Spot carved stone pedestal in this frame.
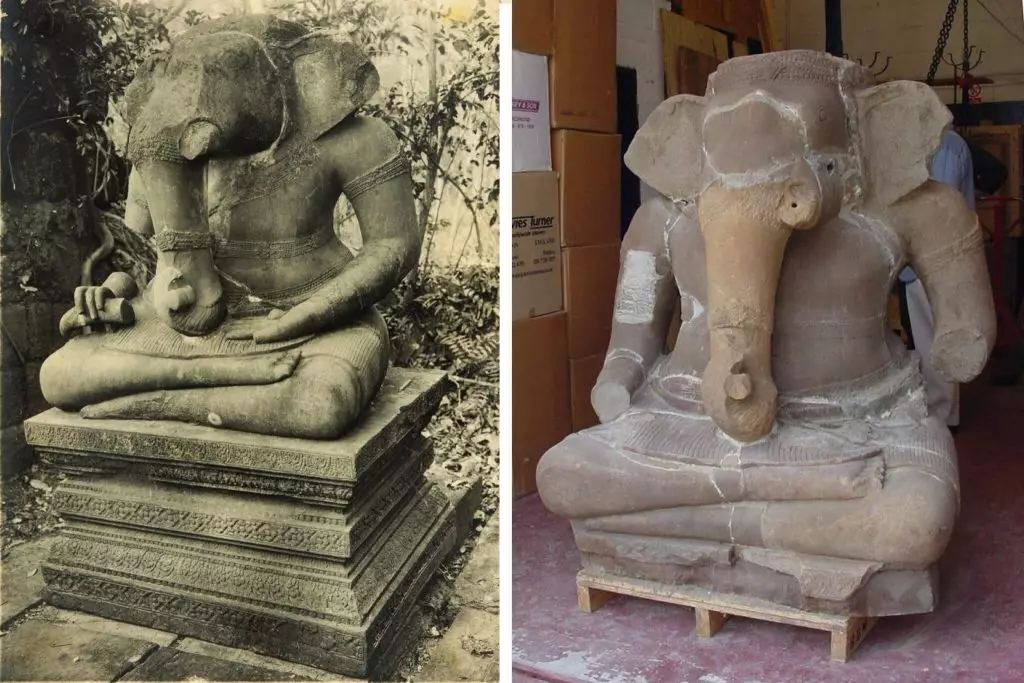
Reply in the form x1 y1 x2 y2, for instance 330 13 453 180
573 526 939 617
25 368 473 679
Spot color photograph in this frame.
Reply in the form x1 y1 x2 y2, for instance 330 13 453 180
510 1 1024 682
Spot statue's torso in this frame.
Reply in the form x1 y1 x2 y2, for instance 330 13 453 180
660 204 908 404
203 140 355 304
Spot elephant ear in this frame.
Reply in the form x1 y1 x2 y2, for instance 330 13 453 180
855 81 952 208
289 35 381 143
624 94 707 202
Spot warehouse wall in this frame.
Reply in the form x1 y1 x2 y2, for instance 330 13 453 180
776 0 1024 103
616 0 671 202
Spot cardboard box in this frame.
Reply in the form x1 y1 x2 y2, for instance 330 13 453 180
512 172 563 320
512 51 553 172
512 312 572 497
512 0 552 55
550 0 617 133
724 0 762 40
570 354 603 431
553 130 622 247
562 243 620 359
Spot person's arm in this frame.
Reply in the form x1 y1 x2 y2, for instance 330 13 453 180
239 116 421 343
931 132 976 209
591 197 679 422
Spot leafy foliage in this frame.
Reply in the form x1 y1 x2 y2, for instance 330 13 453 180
1 0 171 202
280 0 499 265
380 264 499 545
380 265 498 383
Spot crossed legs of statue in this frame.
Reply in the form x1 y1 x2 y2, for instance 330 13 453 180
538 416 958 567
40 306 390 439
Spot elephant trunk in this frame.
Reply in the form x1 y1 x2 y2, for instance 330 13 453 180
698 179 813 442
179 120 225 161
138 160 226 335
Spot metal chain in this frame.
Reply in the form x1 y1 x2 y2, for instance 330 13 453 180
963 0 970 70
926 0 960 85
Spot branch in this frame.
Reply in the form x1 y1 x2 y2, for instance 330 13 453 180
450 375 498 389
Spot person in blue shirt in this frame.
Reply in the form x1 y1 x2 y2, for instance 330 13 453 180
898 129 975 432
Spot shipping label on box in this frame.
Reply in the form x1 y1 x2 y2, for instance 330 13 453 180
512 172 563 321
512 51 552 172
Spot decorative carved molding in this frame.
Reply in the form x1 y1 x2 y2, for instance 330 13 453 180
54 439 433 558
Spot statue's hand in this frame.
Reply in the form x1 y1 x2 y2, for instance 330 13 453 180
931 326 991 383
74 285 114 322
58 273 139 338
590 354 646 423
592 381 632 423
226 301 324 344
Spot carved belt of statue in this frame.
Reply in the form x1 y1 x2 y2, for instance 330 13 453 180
40 15 421 439
536 51 996 600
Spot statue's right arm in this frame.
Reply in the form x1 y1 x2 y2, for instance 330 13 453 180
591 197 678 423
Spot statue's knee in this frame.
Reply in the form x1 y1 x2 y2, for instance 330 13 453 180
875 471 958 565
39 348 82 410
285 362 365 440
536 435 595 518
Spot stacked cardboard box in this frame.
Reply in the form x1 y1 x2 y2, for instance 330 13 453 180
512 0 620 497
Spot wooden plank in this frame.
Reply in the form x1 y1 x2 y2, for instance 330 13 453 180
661 8 729 99
577 582 614 613
830 617 878 663
760 0 781 50
577 570 879 662
676 45 721 96
724 0 761 39
676 0 724 31
695 608 731 637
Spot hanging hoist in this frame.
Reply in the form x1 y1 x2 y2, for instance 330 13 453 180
925 0 985 107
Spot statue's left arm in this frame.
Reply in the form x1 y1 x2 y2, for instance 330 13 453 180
890 180 997 381
243 116 421 343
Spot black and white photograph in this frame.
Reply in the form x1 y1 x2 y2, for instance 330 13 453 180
0 0 498 680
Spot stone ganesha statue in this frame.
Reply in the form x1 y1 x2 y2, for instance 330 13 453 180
536 51 996 615
40 16 420 439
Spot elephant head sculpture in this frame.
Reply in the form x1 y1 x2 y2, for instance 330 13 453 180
121 15 380 335
624 51 954 442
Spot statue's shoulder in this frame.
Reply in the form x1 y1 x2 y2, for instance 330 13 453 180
318 115 405 179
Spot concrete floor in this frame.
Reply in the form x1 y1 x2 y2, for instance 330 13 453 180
512 379 1024 683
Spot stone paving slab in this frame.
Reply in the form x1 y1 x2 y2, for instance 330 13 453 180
121 646 312 681
0 535 53 627
453 514 499 615
0 617 157 681
417 607 498 682
44 606 177 646
174 638 350 681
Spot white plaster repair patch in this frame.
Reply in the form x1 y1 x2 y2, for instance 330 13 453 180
615 250 660 324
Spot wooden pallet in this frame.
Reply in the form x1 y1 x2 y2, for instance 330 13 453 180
577 571 878 663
